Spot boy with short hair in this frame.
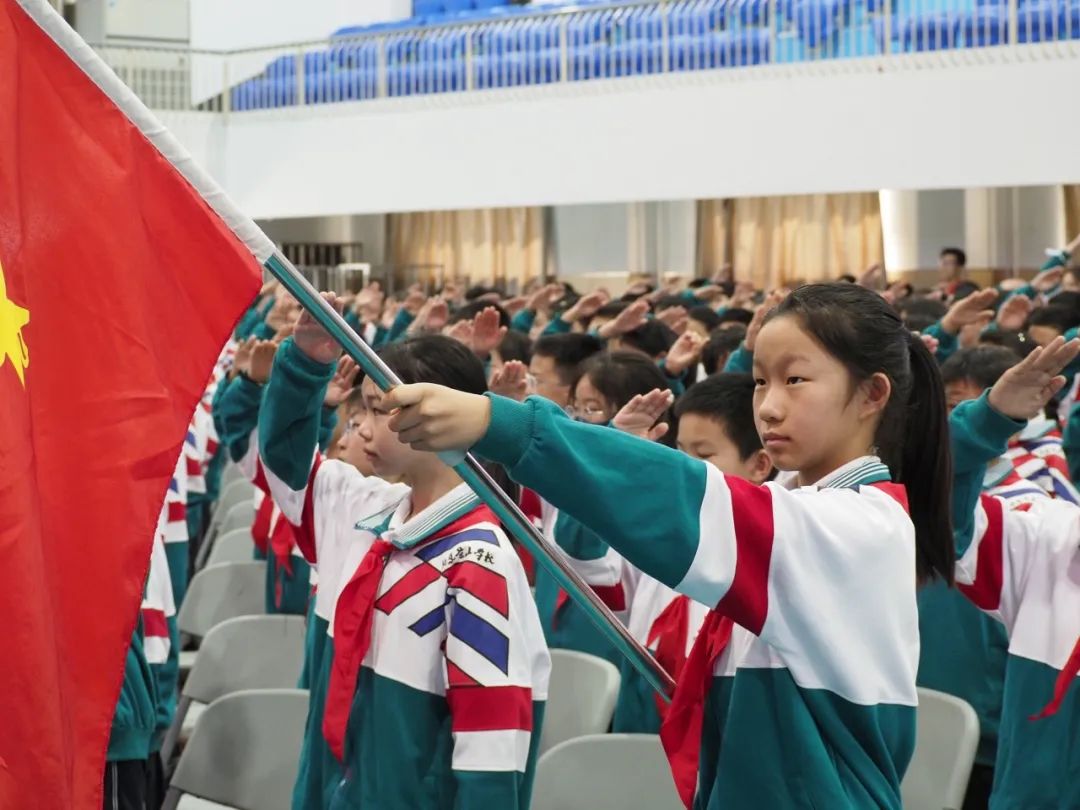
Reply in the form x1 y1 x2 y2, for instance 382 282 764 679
527 333 603 408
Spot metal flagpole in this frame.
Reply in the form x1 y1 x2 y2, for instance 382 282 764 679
264 251 676 700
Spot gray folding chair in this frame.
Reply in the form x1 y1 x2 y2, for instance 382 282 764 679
163 689 309 810
901 688 981 810
539 650 621 755
211 479 254 529
205 528 257 567
177 562 266 676
532 734 682 810
162 615 306 764
219 462 245 491
218 501 255 536
195 479 255 571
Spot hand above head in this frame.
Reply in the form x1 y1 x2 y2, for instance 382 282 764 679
471 306 508 358
664 331 707 376
597 299 650 340
940 288 998 335
232 337 256 378
995 294 1033 332
1030 266 1064 294
293 292 345 365
745 289 789 352
324 356 360 407
526 283 565 314
385 383 492 452
612 388 674 442
247 340 279 384
489 360 529 402
561 290 608 325
987 335 1080 420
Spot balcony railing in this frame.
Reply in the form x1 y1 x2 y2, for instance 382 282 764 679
95 0 1080 112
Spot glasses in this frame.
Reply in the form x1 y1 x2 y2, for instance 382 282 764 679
563 404 608 422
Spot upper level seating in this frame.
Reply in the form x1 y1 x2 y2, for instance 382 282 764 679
228 0 1080 110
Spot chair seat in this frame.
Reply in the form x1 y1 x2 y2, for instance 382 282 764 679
179 650 198 675
177 795 235 809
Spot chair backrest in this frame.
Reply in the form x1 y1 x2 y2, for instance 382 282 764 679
538 649 621 755
184 615 306 704
901 688 980 810
206 527 257 567
219 501 255 535
532 734 682 810
178 562 266 639
219 462 246 491
169 689 308 810
211 479 254 528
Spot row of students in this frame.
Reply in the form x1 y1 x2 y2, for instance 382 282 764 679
379 282 1080 810
219 274 1080 810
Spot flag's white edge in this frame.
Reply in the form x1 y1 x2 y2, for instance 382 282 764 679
15 0 276 265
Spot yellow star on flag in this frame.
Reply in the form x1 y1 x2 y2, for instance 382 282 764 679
0 258 30 387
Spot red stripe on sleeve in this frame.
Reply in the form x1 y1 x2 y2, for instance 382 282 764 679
142 608 168 638
957 495 1005 611
447 684 533 732
375 563 442 614
167 501 186 524
445 560 509 617
293 455 321 564
714 477 774 635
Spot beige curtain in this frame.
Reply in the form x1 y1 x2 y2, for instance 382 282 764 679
1065 186 1080 240
697 193 883 289
388 207 544 290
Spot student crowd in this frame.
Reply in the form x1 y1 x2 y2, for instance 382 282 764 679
104 234 1080 810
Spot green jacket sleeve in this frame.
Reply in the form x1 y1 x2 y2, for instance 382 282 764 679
1041 249 1070 271
473 395 709 589
215 376 264 463
149 616 180 747
541 314 572 336
923 321 959 364
948 393 1024 554
318 405 339 453
510 309 536 334
386 308 415 343
258 338 336 490
723 344 753 374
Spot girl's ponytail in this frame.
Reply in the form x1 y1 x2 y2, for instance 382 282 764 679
901 334 954 585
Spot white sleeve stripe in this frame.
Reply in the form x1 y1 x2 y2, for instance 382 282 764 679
675 464 737 607
452 729 532 773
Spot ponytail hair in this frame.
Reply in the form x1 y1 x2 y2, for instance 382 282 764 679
898 334 955 585
768 284 954 584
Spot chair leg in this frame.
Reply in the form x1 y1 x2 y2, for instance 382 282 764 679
160 695 191 769
161 787 182 810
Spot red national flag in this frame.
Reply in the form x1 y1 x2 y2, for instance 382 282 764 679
0 1 268 806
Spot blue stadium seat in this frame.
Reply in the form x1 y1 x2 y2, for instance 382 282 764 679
444 0 475 11
307 68 377 104
1063 0 1080 37
1014 1 1057 41
958 6 1005 45
789 0 846 49
716 28 771 65
734 0 770 27
607 38 664 75
474 0 510 8
897 13 958 51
